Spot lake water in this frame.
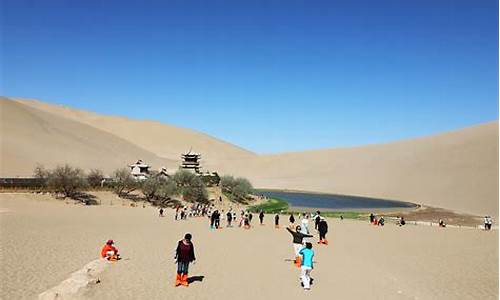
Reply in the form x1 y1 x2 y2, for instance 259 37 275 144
259 190 417 211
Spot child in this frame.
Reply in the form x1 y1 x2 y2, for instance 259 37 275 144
299 242 314 291
101 239 120 261
174 233 196 287
286 226 313 267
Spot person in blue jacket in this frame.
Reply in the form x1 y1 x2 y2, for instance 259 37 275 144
299 242 314 291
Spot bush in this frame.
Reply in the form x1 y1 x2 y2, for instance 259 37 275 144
46 164 88 198
172 170 208 203
87 169 105 188
221 175 253 202
112 168 137 197
142 175 177 201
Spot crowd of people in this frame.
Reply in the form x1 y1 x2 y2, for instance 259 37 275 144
102 204 495 292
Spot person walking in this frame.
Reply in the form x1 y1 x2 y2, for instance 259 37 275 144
259 211 265 225
299 242 315 291
286 226 313 268
317 217 328 245
227 211 233 227
275 213 280 229
313 211 321 230
174 233 196 287
289 213 296 228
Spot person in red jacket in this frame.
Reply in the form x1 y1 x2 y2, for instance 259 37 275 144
174 233 196 287
101 240 120 261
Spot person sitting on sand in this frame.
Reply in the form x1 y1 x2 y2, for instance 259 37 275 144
174 233 196 287
101 240 120 261
378 216 385 226
287 225 313 268
299 242 315 291
439 219 446 228
317 217 328 245
398 216 406 226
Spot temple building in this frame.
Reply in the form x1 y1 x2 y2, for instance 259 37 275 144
129 159 150 180
181 151 202 173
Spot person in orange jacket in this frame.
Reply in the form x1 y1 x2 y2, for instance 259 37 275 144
174 233 196 287
101 239 120 261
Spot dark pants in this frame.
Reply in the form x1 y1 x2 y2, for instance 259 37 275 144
177 261 190 274
319 231 326 240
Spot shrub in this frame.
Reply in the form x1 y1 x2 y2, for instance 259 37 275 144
221 175 254 202
112 168 137 197
87 169 105 188
142 175 177 201
46 164 88 198
172 170 208 203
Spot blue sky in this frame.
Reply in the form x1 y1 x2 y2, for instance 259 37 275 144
2 0 498 153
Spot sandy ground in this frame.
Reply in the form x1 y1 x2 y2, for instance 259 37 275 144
1 193 497 300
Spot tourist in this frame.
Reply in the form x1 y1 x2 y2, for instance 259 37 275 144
286 225 313 268
378 216 385 226
275 213 280 229
299 242 315 291
300 214 310 235
214 210 221 229
289 213 296 228
101 239 120 261
243 214 250 229
398 216 406 226
313 211 321 230
159 208 164 217
369 213 375 224
174 233 196 287
439 219 446 228
317 217 328 245
248 212 253 224
259 211 265 225
484 216 493 230
227 211 233 227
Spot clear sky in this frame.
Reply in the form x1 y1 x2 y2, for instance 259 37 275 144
2 0 498 154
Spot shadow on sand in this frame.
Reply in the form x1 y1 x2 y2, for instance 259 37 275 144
187 275 205 284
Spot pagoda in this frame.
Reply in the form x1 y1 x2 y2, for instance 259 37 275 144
181 150 201 173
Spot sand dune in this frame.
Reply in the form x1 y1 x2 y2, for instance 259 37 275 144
1 97 497 217
219 122 499 217
0 193 497 300
0 98 175 176
15 98 256 169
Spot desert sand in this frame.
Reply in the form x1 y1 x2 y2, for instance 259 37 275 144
0 97 497 218
0 193 497 300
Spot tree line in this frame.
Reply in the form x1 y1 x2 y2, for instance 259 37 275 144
33 164 253 206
